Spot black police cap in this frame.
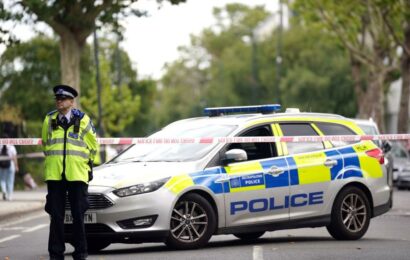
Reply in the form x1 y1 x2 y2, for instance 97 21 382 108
53 84 78 99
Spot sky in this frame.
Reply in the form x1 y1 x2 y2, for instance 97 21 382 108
122 0 278 79
0 0 279 79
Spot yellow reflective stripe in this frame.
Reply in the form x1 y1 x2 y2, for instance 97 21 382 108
47 115 54 143
224 161 263 175
352 141 383 178
275 125 288 155
164 174 194 194
311 123 332 149
271 124 283 156
44 150 89 159
80 121 92 140
47 138 87 148
293 152 331 185
230 184 265 193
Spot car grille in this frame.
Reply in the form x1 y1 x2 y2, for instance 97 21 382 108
64 224 114 234
65 194 114 210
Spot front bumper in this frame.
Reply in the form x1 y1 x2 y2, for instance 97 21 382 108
64 185 176 243
397 177 410 189
64 224 169 243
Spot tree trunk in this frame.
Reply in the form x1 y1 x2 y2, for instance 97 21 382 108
398 24 410 134
350 54 364 104
372 71 385 133
357 69 385 132
59 31 83 106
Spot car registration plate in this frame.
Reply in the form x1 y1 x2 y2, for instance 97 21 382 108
64 212 97 224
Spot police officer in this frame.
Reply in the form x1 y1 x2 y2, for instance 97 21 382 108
42 85 98 260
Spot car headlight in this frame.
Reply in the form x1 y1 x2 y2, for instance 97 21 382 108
113 177 170 197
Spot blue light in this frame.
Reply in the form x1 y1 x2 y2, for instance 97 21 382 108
204 104 281 116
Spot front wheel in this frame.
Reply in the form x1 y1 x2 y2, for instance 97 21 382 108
165 193 216 250
327 186 371 240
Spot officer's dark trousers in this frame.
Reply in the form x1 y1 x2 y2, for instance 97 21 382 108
46 180 89 260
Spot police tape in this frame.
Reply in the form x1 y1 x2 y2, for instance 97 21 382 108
0 134 410 146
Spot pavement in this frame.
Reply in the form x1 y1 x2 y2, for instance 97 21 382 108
0 187 46 221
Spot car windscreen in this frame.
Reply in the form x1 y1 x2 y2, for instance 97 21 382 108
111 123 237 162
357 124 378 135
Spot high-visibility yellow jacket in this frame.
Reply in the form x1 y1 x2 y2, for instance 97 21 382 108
41 109 98 183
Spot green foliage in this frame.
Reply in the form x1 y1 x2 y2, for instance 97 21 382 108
157 4 356 124
3 0 187 46
0 37 61 128
124 78 158 136
271 25 356 116
81 56 141 135
0 36 151 137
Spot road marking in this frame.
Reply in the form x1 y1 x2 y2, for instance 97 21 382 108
0 235 21 244
0 211 46 228
0 227 25 231
22 223 48 233
253 246 264 260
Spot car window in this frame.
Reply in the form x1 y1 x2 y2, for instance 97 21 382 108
392 144 409 159
111 124 237 162
356 122 382 148
279 123 324 154
226 125 275 161
315 122 356 147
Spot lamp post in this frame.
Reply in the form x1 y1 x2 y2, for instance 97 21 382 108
275 0 283 104
93 29 106 162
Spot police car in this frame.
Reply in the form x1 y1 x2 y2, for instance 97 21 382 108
64 105 391 252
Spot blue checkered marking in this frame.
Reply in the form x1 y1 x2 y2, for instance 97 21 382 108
324 150 344 180
229 173 265 188
191 167 225 194
261 158 289 188
285 156 299 185
337 146 362 179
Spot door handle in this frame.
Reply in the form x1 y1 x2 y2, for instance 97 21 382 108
324 159 338 168
265 166 284 177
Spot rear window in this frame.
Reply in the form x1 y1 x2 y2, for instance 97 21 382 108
279 123 324 154
315 122 356 147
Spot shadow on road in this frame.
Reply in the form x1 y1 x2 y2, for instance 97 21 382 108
91 235 394 256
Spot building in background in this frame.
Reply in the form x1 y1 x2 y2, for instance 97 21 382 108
386 79 410 134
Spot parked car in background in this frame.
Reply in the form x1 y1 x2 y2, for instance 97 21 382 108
390 142 410 190
354 119 394 189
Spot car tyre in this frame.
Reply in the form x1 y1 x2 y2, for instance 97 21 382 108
165 193 216 250
233 231 265 241
327 186 371 240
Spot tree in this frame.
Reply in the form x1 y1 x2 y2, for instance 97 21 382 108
381 0 410 133
292 0 400 131
270 25 356 116
0 36 148 136
81 38 141 135
2 0 186 98
157 4 356 123
0 36 63 135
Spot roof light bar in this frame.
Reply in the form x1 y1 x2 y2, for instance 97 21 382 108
204 104 281 117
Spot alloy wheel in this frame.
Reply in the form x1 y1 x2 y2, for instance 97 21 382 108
341 193 367 232
170 200 209 243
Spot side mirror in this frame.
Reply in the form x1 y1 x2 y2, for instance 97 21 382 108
222 149 247 165
382 141 392 153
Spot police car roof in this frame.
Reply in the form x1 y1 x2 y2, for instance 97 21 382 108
165 111 347 129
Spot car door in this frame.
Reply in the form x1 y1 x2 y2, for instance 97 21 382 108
278 122 341 220
222 125 290 227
